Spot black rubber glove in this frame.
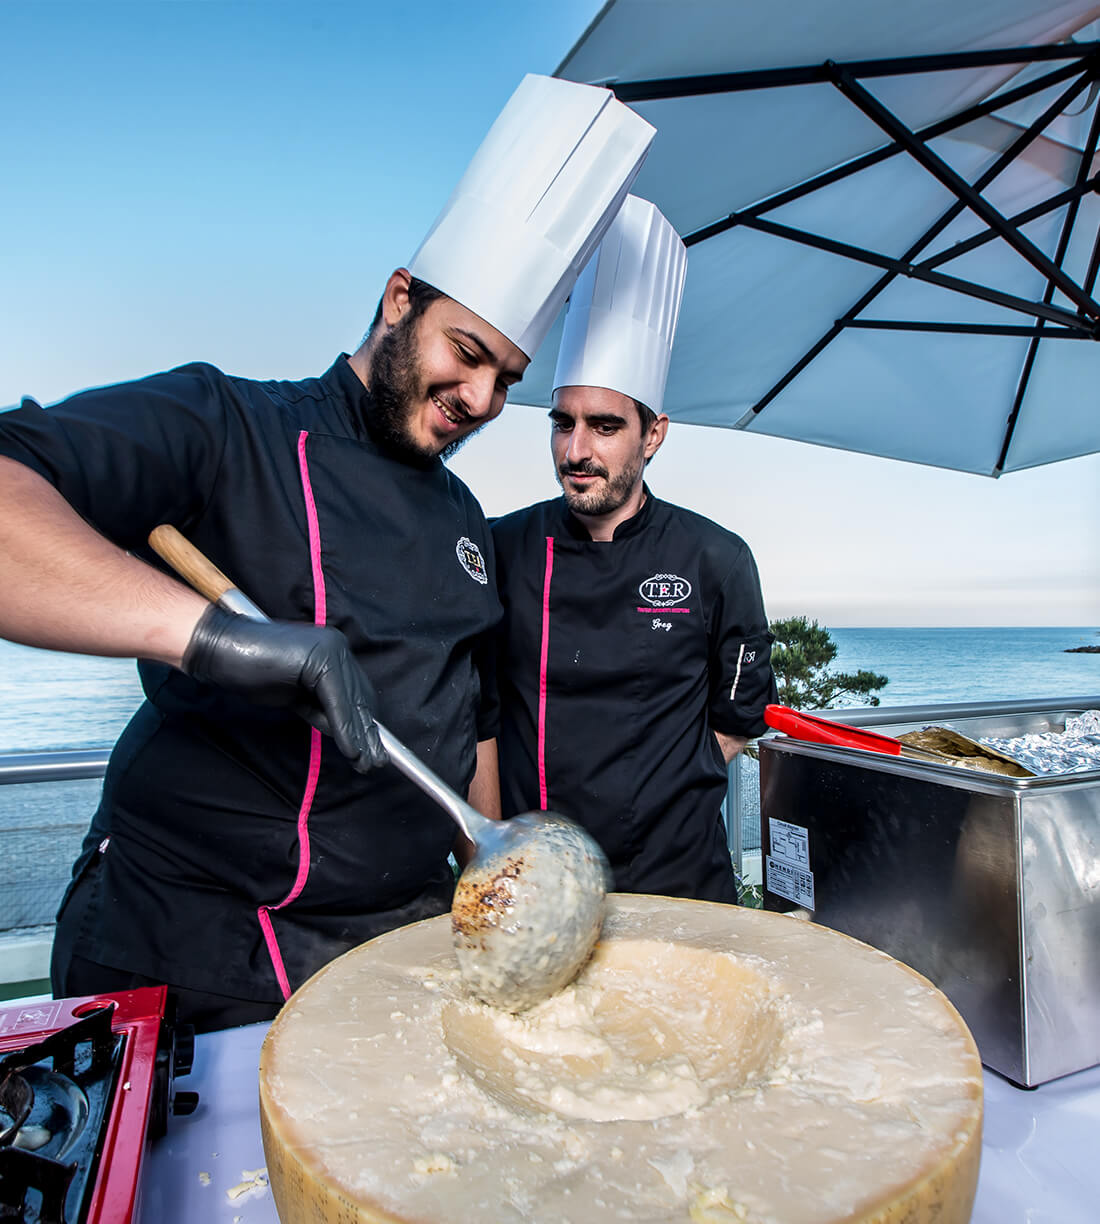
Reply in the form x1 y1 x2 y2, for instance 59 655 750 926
182 604 386 772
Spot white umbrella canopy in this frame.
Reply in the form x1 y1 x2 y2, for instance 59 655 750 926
517 0 1100 476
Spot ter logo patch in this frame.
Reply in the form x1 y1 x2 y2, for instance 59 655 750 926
456 537 488 585
638 573 692 607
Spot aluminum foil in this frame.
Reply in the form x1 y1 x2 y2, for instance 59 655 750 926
980 710 1100 776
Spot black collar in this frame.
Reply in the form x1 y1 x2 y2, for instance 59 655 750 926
323 354 441 470
323 354 373 440
559 484 656 541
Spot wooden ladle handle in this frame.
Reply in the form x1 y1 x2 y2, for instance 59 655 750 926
149 525 268 621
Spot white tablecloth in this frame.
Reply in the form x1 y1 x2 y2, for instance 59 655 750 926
137 1023 1100 1223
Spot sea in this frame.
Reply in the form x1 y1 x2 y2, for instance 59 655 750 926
1 626 1099 752
0 627 1097 935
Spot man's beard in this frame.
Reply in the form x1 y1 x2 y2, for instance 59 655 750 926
557 453 644 517
366 314 482 465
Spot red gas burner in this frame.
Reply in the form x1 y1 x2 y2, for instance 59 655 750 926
0 987 197 1224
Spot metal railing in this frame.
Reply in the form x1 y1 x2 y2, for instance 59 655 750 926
1 745 771 932
0 750 111 785
0 750 110 943
4 696 1093 964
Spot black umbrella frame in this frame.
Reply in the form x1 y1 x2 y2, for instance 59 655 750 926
607 41 1100 475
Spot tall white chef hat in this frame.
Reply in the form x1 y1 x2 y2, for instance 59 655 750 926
552 195 687 415
407 74 655 360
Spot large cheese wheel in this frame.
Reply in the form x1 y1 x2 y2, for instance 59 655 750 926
259 896 983 1223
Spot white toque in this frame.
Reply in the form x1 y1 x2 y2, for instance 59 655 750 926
408 74 655 360
553 195 687 415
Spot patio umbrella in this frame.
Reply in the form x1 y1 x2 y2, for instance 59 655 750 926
518 0 1100 476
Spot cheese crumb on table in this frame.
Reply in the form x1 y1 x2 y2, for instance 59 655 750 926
226 1167 269 1201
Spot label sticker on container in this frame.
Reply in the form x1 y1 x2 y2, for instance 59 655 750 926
766 856 815 909
767 818 814 908
769 818 810 869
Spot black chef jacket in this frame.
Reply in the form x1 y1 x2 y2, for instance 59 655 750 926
492 492 776 902
0 357 500 1001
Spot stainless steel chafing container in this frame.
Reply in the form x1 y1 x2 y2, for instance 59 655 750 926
758 696 1100 1088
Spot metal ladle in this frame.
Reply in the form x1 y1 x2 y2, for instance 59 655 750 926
148 526 610 1012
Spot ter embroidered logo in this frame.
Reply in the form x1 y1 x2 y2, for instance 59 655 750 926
638 573 692 607
456 537 488 585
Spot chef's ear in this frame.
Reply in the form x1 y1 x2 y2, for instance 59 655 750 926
644 413 669 462
380 268 414 329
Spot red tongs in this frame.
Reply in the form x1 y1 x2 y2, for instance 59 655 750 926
764 705 1033 773
764 705 935 760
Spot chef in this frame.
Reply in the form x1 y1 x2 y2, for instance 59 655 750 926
493 196 777 903
0 75 654 1030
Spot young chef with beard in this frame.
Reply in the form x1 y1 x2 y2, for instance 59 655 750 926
0 75 654 1031
492 196 778 904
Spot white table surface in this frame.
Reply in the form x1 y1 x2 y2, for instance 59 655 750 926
137 1022 1100 1223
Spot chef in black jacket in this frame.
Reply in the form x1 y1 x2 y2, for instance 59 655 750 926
493 197 777 904
0 75 654 1030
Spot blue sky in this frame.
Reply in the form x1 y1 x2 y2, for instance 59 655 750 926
2 1 1097 627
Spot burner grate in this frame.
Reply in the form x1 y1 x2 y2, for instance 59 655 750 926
0 1006 123 1224
0 1145 75 1224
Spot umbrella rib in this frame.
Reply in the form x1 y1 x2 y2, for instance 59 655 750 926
831 66 1100 328
611 43 1100 103
919 175 1100 272
683 55 1090 244
733 213 1092 330
996 85 1100 475
830 63 1100 320
660 45 1100 425
745 81 1099 419
1084 209 1100 299
847 320 1089 338
1085 235 1100 299
915 60 1100 270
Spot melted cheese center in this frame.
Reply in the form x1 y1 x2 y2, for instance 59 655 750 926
443 939 786 1121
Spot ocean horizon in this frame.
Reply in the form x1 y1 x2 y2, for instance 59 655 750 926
827 624 1099 707
0 625 1097 754
1 626 1096 932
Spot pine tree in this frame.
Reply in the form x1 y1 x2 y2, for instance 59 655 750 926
770 616 888 710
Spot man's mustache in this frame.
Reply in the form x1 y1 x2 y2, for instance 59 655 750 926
559 461 607 478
